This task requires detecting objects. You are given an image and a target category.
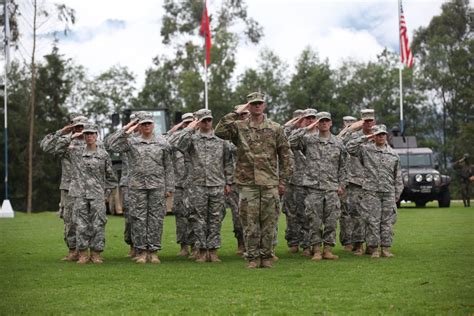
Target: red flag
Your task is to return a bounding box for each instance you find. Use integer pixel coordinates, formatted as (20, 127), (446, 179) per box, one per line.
(200, 0), (212, 66)
(399, 1), (413, 68)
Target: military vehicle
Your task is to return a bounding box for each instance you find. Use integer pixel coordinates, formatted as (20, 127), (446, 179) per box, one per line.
(391, 135), (451, 208)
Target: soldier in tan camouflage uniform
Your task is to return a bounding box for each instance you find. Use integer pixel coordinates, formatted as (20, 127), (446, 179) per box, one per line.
(346, 124), (403, 258)
(215, 92), (291, 269)
(56, 123), (117, 264)
(170, 109), (233, 263)
(40, 114), (88, 261)
(289, 112), (347, 261)
(108, 112), (175, 264)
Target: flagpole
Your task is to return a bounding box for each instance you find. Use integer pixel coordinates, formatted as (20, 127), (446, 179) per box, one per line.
(204, 56), (208, 110)
(1, 0), (14, 218)
(398, 0), (404, 135)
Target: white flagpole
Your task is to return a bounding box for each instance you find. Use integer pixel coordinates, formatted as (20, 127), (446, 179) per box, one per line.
(204, 58), (208, 110)
(398, 0), (404, 135)
(1, 0), (14, 218)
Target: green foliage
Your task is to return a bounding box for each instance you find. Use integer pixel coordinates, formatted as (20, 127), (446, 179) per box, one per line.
(0, 204), (472, 314)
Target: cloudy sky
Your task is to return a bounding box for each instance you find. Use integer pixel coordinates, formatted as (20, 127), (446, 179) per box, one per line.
(11, 0), (446, 89)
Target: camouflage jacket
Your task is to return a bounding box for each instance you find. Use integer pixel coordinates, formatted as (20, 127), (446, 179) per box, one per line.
(169, 129), (233, 187)
(164, 130), (192, 188)
(454, 160), (473, 182)
(107, 130), (175, 192)
(289, 130), (347, 190)
(346, 135), (403, 198)
(215, 112), (291, 186)
(340, 129), (366, 186)
(287, 128), (308, 186)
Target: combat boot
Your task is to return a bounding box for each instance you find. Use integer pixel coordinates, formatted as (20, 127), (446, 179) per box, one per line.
(209, 249), (221, 263)
(381, 247), (394, 258)
(311, 245), (322, 261)
(149, 251), (161, 264)
(177, 244), (189, 257)
(127, 246), (136, 258)
(260, 258), (273, 268)
(195, 249), (208, 263)
(289, 245), (299, 254)
(370, 247), (380, 258)
(61, 249), (79, 262)
(353, 242), (364, 256)
(188, 246), (198, 259)
(236, 241), (245, 257)
(301, 247), (313, 257)
(135, 250), (148, 264)
(343, 243), (353, 252)
(322, 246), (339, 260)
(90, 251), (104, 264)
(246, 259), (260, 269)
(77, 250), (90, 264)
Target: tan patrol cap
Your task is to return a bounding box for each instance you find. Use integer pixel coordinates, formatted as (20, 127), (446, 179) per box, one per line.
(83, 123), (98, 133)
(194, 109), (213, 121)
(292, 109), (304, 118)
(139, 112), (154, 124)
(343, 116), (357, 123)
(371, 124), (387, 135)
(361, 109), (375, 121)
(247, 92), (265, 104)
(316, 111), (332, 121)
(181, 112), (194, 123)
(303, 108), (318, 118)
(72, 116), (88, 127)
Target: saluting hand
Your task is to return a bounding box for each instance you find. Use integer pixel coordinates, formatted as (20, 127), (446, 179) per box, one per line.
(123, 119), (139, 131)
(306, 121), (318, 132)
(187, 120), (200, 129)
(61, 124), (74, 135)
(349, 120), (364, 132)
(235, 103), (250, 114)
(126, 123), (139, 135)
(71, 131), (83, 139)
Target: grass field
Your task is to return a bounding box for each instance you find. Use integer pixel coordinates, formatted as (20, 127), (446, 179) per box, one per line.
(0, 202), (473, 315)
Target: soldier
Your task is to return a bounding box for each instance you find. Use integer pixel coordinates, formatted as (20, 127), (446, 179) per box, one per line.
(341, 109), (376, 255)
(346, 124), (403, 258)
(215, 91), (291, 269)
(283, 108), (317, 256)
(40, 114), (88, 261)
(166, 112), (195, 256)
(454, 154), (473, 207)
(289, 111), (347, 261)
(108, 112), (175, 264)
(170, 109), (233, 263)
(56, 123), (117, 264)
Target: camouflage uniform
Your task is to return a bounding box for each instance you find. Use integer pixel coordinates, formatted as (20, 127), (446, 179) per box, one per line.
(346, 135), (403, 248)
(224, 142), (244, 245)
(40, 130), (83, 250)
(108, 129), (175, 252)
(454, 157), (473, 207)
(215, 113), (291, 261)
(170, 128), (233, 250)
(289, 131), (347, 247)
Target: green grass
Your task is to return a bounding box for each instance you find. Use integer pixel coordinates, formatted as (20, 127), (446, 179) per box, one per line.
(0, 202), (473, 315)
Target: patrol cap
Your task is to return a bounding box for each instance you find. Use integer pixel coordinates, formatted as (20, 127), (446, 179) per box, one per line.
(361, 109), (375, 121)
(292, 109), (304, 118)
(181, 112), (194, 123)
(69, 113), (83, 122)
(316, 111), (332, 121)
(463, 153), (470, 159)
(247, 92), (265, 104)
(72, 116), (88, 127)
(343, 116), (357, 123)
(139, 112), (154, 124)
(371, 124), (388, 135)
(194, 109), (213, 122)
(82, 123), (98, 133)
(303, 108), (318, 118)
(234, 104), (249, 114)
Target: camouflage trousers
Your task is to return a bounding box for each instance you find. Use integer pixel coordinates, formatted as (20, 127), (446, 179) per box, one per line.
(121, 186), (132, 246)
(305, 189), (341, 247)
(338, 192), (352, 246)
(360, 191), (397, 247)
(347, 183), (365, 244)
(224, 184), (244, 244)
(283, 184), (308, 248)
(60, 190), (76, 249)
(189, 186), (225, 249)
(174, 186), (193, 245)
(238, 185), (280, 260)
(461, 181), (471, 206)
(129, 188), (166, 252)
(73, 197), (107, 251)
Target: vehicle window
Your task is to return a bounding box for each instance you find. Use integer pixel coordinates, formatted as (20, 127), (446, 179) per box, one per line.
(399, 154), (432, 167)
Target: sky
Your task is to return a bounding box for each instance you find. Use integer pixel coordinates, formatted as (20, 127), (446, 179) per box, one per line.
(10, 0), (447, 90)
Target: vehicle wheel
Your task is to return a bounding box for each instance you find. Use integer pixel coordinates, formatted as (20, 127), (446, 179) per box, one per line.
(415, 201), (426, 208)
(438, 188), (451, 208)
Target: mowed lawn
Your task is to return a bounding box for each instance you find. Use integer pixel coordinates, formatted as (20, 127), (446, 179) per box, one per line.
(0, 202), (473, 315)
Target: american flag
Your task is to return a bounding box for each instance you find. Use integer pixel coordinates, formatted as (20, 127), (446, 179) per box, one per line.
(399, 1), (413, 68)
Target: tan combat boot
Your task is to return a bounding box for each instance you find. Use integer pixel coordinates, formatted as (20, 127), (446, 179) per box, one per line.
(209, 249), (221, 263)
(289, 245), (299, 254)
(343, 244), (353, 252)
(353, 242), (364, 256)
(177, 244), (189, 257)
(246, 259), (260, 269)
(61, 249), (79, 262)
(188, 246), (198, 259)
(311, 245), (322, 261)
(127, 246), (136, 258)
(77, 250), (90, 264)
(322, 246), (339, 260)
(195, 249), (208, 263)
(135, 250), (148, 264)
(149, 251), (161, 264)
(301, 247), (313, 257)
(381, 247), (394, 258)
(236, 241), (245, 257)
(90, 251), (104, 264)
(370, 247), (380, 258)
(260, 258), (273, 268)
